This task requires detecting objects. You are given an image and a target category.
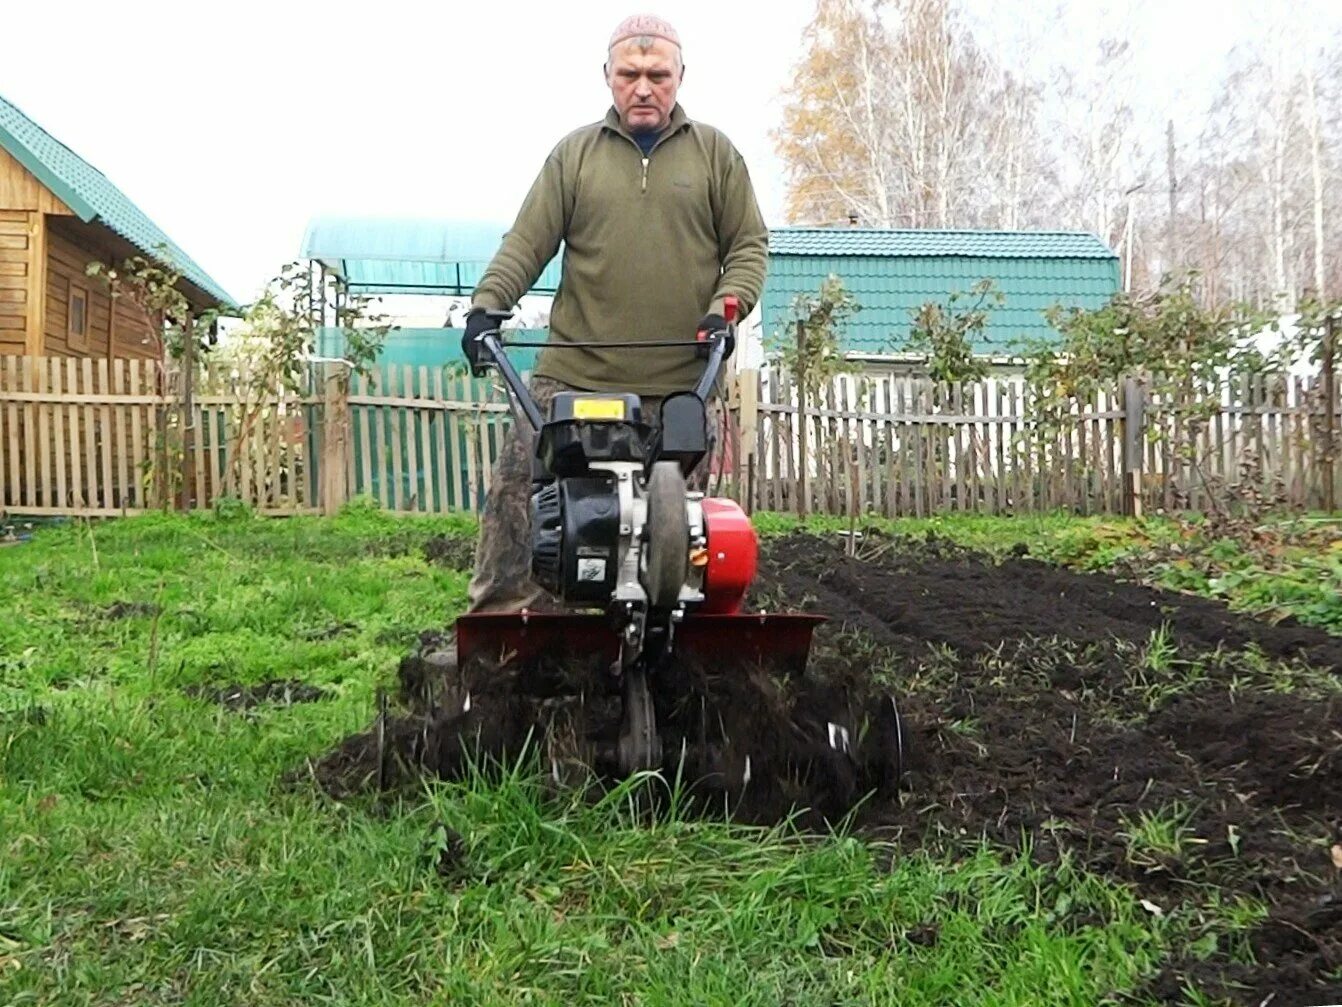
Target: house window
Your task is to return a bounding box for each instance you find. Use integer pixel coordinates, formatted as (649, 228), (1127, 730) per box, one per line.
(68, 283), (89, 351)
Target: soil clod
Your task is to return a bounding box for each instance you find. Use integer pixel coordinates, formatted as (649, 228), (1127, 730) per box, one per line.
(102, 601), (161, 620)
(186, 679), (328, 711)
(424, 535), (475, 570)
(298, 622), (359, 641)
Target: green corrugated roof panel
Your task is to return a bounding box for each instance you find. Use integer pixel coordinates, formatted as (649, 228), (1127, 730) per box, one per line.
(301, 216), (563, 296)
(762, 230), (1119, 356)
(0, 92), (236, 308)
(769, 227), (1115, 259)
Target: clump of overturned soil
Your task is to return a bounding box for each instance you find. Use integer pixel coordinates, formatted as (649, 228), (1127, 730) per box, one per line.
(308, 529), (1342, 1005)
(423, 535), (476, 570)
(186, 679), (328, 711)
(101, 601), (161, 620)
(318, 626), (901, 827)
(297, 621), (359, 642)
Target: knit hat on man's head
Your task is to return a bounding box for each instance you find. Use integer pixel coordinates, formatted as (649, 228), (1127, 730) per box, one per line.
(608, 14), (681, 52)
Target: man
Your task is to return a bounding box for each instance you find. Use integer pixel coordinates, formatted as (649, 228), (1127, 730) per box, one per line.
(460, 12), (768, 616)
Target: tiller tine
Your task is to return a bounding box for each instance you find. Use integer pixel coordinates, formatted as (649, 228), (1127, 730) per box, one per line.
(452, 609), (830, 795)
(447, 610), (906, 815)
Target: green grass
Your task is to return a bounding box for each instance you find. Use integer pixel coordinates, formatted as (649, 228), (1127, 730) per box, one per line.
(1118, 802), (1202, 869)
(0, 506), (1320, 1005)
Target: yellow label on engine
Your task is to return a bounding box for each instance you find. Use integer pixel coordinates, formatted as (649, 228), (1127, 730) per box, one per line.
(573, 398), (626, 420)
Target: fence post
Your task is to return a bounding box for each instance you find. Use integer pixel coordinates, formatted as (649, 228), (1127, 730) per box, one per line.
(321, 363), (351, 515)
(179, 316), (195, 511)
(736, 368), (758, 514)
(1122, 374), (1145, 517)
(795, 320), (810, 517)
(1323, 313), (1337, 513)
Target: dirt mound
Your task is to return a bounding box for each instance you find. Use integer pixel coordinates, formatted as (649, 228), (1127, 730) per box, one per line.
(1144, 896), (1342, 1007)
(101, 601), (161, 620)
(309, 529), (1342, 1004)
(423, 535), (475, 570)
(186, 679), (328, 711)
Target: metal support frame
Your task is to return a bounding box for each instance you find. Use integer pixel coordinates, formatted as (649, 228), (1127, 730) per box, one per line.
(318, 262), (329, 328)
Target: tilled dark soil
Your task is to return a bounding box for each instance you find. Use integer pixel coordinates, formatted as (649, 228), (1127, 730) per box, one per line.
(311, 530), (1342, 1005)
(755, 532), (1342, 667)
(754, 533), (1342, 1006)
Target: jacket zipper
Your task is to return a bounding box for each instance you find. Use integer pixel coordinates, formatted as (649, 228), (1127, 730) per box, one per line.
(641, 157), (649, 193)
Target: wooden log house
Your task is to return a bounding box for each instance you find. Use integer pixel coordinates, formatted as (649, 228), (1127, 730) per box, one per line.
(0, 91), (234, 360)
(0, 92), (236, 515)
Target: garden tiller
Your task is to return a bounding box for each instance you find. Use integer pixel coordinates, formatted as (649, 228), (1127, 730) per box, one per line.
(447, 300), (904, 797)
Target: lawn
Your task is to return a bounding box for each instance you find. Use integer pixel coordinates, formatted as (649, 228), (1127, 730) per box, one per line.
(1, 505), (1338, 1005)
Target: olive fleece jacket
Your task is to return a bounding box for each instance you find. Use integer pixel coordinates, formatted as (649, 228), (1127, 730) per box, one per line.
(471, 104), (768, 395)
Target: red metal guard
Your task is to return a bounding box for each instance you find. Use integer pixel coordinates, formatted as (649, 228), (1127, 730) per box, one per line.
(456, 611), (823, 679)
(700, 497), (757, 614)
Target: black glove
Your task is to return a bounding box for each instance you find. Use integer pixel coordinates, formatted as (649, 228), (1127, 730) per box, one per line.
(696, 312), (734, 359)
(461, 308), (493, 376)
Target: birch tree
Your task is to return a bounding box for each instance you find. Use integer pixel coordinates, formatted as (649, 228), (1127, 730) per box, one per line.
(775, 0), (1341, 308)
(1301, 50), (1329, 300)
(774, 0), (1047, 229)
(774, 0), (897, 226)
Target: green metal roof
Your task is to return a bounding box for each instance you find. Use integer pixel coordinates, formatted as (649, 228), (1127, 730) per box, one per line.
(301, 216), (563, 297)
(0, 92), (236, 308)
(769, 227), (1116, 259)
(762, 229), (1119, 356)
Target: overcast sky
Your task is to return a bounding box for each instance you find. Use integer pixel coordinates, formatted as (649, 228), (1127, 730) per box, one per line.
(3, 0), (1337, 307)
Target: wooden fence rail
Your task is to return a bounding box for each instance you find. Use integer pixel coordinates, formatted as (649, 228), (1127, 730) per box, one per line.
(1, 356), (1338, 519)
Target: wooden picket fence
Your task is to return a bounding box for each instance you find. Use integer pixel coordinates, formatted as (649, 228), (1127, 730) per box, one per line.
(1, 354), (1338, 519)
(733, 367), (1341, 517)
(342, 364), (513, 513)
(0, 355), (174, 516)
(0, 356), (519, 517)
(0, 355), (322, 515)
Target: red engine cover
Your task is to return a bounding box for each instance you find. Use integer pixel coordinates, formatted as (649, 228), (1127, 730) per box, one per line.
(699, 497), (758, 614)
